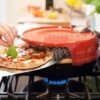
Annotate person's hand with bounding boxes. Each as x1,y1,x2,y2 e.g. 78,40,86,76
0,23,17,47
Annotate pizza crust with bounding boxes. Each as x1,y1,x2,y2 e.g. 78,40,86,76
0,51,53,70
59,58,72,64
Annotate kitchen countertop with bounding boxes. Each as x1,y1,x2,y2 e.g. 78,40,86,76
17,13,70,26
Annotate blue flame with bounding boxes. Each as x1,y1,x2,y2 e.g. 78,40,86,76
43,78,69,85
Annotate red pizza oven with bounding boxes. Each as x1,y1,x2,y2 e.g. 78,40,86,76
22,25,98,65
22,25,98,79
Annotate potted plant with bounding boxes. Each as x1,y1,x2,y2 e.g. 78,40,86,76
84,0,100,32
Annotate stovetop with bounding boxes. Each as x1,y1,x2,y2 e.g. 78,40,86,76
0,35,100,100
0,68,100,100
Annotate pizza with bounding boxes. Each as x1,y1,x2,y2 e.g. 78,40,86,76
0,40,54,70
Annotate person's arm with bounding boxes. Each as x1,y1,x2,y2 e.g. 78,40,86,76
0,23,17,47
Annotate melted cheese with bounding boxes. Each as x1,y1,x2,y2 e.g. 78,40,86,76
22,59,32,64
0,48,7,55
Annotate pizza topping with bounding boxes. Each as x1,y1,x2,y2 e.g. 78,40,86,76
0,43,53,65
0,48,7,54
0,37,54,70
17,51,25,57
32,52,46,59
7,46,18,59
13,59,17,62
39,53,46,58
25,48,34,55
22,59,32,64
17,48,24,53
3,57,13,62
24,55,31,60
16,57,25,62
0,53,7,58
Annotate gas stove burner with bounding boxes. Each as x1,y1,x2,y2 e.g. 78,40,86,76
43,78,69,85
26,78,86,93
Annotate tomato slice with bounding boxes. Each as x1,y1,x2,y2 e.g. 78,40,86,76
32,55,40,59
32,52,46,59
39,53,46,58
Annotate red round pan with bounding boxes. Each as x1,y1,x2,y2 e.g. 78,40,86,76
22,26,98,65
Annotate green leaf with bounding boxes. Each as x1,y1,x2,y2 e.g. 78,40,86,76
24,55,31,60
7,46,18,59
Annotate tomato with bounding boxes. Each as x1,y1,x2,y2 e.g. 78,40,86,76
32,53,46,59
39,53,46,58
4,58,13,62
32,55,39,59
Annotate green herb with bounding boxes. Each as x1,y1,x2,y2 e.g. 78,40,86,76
24,55,31,60
7,46,18,59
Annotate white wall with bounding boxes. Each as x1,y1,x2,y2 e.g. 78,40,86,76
53,0,67,9
0,0,9,23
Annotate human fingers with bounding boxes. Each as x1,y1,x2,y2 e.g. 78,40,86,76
11,26,17,37
1,24,18,38
0,26,12,46
0,24,15,42
0,39,9,47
